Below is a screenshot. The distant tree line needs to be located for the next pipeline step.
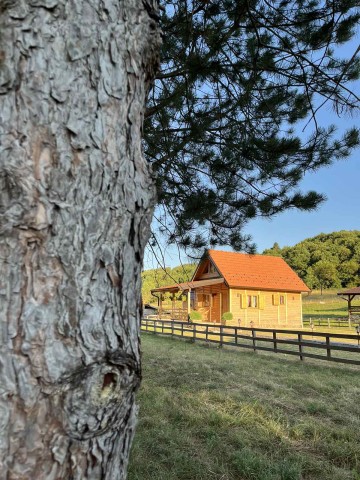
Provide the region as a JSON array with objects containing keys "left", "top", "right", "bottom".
[
  {"left": 263, "top": 231, "right": 360, "bottom": 291},
  {"left": 142, "top": 263, "right": 195, "bottom": 304}
]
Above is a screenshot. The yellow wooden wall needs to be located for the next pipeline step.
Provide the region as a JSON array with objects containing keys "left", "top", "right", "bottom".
[
  {"left": 227, "top": 288, "right": 302, "bottom": 328},
  {"left": 192, "top": 285, "right": 302, "bottom": 328}
]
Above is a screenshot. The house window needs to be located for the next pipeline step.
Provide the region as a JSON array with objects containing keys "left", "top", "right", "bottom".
[
  {"left": 205, "top": 262, "right": 216, "bottom": 274},
  {"left": 204, "top": 294, "right": 211, "bottom": 307},
  {"left": 197, "top": 293, "right": 211, "bottom": 308},
  {"left": 247, "top": 295, "right": 258, "bottom": 308},
  {"left": 279, "top": 295, "right": 285, "bottom": 305}
]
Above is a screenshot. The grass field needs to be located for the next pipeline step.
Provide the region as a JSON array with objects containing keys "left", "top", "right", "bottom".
[
  {"left": 302, "top": 289, "right": 360, "bottom": 322},
  {"left": 128, "top": 334, "right": 360, "bottom": 480}
]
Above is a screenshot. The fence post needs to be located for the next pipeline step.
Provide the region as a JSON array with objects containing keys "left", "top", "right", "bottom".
[
  {"left": 193, "top": 322, "right": 196, "bottom": 342},
  {"left": 154, "top": 320, "right": 156, "bottom": 335},
  {"left": 220, "top": 325, "right": 223, "bottom": 347},
  {"left": 326, "top": 335, "right": 331, "bottom": 360},
  {"left": 205, "top": 324, "right": 209, "bottom": 342},
  {"left": 162, "top": 320, "right": 164, "bottom": 334},
  {"left": 273, "top": 331, "right": 277, "bottom": 353},
  {"left": 252, "top": 329, "right": 256, "bottom": 352},
  {"left": 298, "top": 333, "right": 303, "bottom": 361},
  {"left": 171, "top": 321, "right": 174, "bottom": 338},
  {"left": 181, "top": 322, "right": 184, "bottom": 337},
  {"left": 235, "top": 327, "right": 238, "bottom": 346}
]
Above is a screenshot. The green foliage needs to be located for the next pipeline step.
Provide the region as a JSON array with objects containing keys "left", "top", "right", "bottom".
[
  {"left": 263, "top": 230, "right": 360, "bottom": 289},
  {"left": 142, "top": 263, "right": 195, "bottom": 304},
  {"left": 146, "top": 2, "right": 360, "bottom": 251},
  {"left": 313, "top": 261, "right": 340, "bottom": 293},
  {"left": 189, "top": 311, "right": 202, "bottom": 322},
  {"left": 221, "top": 311, "right": 233, "bottom": 325}
]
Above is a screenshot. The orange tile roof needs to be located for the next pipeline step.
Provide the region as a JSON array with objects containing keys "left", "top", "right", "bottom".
[{"left": 202, "top": 250, "right": 309, "bottom": 292}]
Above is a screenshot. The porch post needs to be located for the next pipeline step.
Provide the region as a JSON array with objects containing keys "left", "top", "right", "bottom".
[
  {"left": 187, "top": 288, "right": 191, "bottom": 315},
  {"left": 209, "top": 293, "right": 212, "bottom": 323},
  {"left": 171, "top": 293, "right": 175, "bottom": 319},
  {"left": 348, "top": 294, "right": 355, "bottom": 327}
]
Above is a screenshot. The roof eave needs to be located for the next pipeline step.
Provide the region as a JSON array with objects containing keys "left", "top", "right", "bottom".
[
  {"left": 151, "top": 277, "right": 225, "bottom": 294},
  {"left": 227, "top": 283, "right": 310, "bottom": 293}
]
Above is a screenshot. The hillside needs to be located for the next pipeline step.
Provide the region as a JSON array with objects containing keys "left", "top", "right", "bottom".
[
  {"left": 142, "top": 263, "right": 195, "bottom": 304},
  {"left": 263, "top": 230, "right": 360, "bottom": 290}
]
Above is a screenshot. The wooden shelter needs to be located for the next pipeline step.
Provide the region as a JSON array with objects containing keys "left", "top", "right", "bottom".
[
  {"left": 337, "top": 287, "right": 360, "bottom": 325},
  {"left": 151, "top": 250, "right": 309, "bottom": 328}
]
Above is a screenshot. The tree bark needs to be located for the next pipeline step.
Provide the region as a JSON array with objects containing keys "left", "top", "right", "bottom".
[{"left": 0, "top": 1, "right": 160, "bottom": 478}]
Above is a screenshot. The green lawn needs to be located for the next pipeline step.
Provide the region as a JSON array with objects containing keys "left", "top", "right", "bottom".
[
  {"left": 302, "top": 289, "right": 360, "bottom": 322},
  {"left": 128, "top": 334, "right": 360, "bottom": 480}
]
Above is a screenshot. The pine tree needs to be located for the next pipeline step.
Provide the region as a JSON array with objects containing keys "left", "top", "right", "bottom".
[
  {"left": 146, "top": 0, "right": 360, "bottom": 251},
  {"left": 0, "top": 1, "right": 160, "bottom": 478}
]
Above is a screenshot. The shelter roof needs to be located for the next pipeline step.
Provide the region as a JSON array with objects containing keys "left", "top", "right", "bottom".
[
  {"left": 204, "top": 250, "right": 310, "bottom": 292},
  {"left": 337, "top": 287, "right": 360, "bottom": 296}
]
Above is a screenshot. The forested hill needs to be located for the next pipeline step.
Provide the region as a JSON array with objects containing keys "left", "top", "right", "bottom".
[
  {"left": 142, "top": 263, "right": 195, "bottom": 304},
  {"left": 263, "top": 231, "right": 360, "bottom": 290}
]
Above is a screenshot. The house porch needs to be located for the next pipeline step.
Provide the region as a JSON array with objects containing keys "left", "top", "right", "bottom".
[{"left": 151, "top": 278, "right": 228, "bottom": 323}]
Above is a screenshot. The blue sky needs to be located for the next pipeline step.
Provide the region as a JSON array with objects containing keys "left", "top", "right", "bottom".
[
  {"left": 242, "top": 147, "right": 359, "bottom": 253},
  {"left": 246, "top": 37, "right": 360, "bottom": 254},
  {"left": 144, "top": 38, "right": 360, "bottom": 270}
]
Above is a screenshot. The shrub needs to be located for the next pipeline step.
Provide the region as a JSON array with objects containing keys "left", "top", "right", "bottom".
[
  {"left": 221, "top": 312, "right": 233, "bottom": 325},
  {"left": 189, "top": 311, "right": 202, "bottom": 323}
]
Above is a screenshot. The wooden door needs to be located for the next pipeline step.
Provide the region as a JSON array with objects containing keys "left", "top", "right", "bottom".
[{"left": 197, "top": 293, "right": 211, "bottom": 322}]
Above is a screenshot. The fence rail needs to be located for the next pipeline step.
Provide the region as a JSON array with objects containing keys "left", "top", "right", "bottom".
[
  {"left": 141, "top": 319, "right": 360, "bottom": 366},
  {"left": 302, "top": 317, "right": 351, "bottom": 328}
]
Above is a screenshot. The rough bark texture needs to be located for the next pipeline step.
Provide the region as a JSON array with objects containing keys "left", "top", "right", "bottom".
[{"left": 0, "top": 1, "right": 160, "bottom": 478}]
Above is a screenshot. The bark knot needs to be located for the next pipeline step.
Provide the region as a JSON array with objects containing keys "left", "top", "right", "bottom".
[{"left": 43, "top": 351, "right": 140, "bottom": 441}]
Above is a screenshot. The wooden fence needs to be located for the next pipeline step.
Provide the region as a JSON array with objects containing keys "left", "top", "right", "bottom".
[
  {"left": 141, "top": 319, "right": 360, "bottom": 366},
  {"left": 303, "top": 317, "right": 351, "bottom": 328}
]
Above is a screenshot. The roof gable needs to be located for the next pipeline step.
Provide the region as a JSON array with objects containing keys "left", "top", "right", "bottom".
[
  {"left": 192, "top": 257, "right": 221, "bottom": 281},
  {"left": 203, "top": 249, "right": 309, "bottom": 292}
]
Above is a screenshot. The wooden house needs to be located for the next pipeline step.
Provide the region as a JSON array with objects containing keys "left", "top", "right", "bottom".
[{"left": 151, "top": 249, "right": 309, "bottom": 328}]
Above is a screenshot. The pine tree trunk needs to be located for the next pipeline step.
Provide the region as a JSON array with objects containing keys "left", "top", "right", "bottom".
[{"left": 0, "top": 1, "right": 160, "bottom": 478}]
